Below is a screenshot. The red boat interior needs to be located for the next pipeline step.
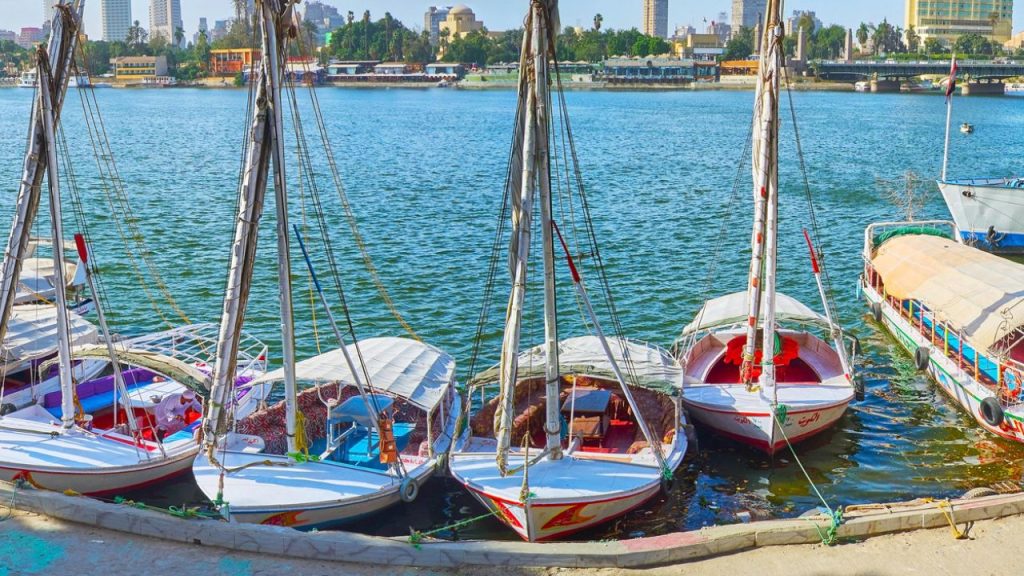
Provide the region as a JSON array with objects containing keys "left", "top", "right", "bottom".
[
  {"left": 470, "top": 375, "right": 676, "bottom": 455},
  {"left": 703, "top": 334, "right": 822, "bottom": 384}
]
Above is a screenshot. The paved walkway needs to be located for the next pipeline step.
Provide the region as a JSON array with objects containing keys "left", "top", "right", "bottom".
[{"left": 0, "top": 508, "right": 1018, "bottom": 576}]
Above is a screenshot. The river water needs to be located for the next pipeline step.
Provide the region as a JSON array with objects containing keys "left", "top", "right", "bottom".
[{"left": 1, "top": 85, "right": 1023, "bottom": 541}]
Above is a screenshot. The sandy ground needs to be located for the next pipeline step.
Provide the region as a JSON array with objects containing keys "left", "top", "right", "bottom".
[{"left": 0, "top": 508, "right": 1019, "bottom": 576}]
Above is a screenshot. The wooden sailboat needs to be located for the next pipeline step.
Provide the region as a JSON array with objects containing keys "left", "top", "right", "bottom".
[
  {"left": 448, "top": 0, "right": 688, "bottom": 542},
  {"left": 192, "top": 0, "right": 459, "bottom": 530},
  {"left": 675, "top": 1, "right": 857, "bottom": 455},
  {"left": 0, "top": 1, "right": 253, "bottom": 495}
]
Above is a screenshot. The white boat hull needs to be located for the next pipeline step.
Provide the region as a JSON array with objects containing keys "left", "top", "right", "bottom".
[
  {"left": 861, "top": 281, "right": 1024, "bottom": 443},
  {"left": 683, "top": 390, "right": 851, "bottom": 454},
  {"left": 0, "top": 408, "right": 199, "bottom": 495},
  {"left": 938, "top": 179, "right": 1024, "bottom": 252},
  {"left": 450, "top": 429, "right": 686, "bottom": 541}
]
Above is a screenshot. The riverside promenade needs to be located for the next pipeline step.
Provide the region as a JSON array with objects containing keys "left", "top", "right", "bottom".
[{"left": 3, "top": 506, "right": 1023, "bottom": 576}]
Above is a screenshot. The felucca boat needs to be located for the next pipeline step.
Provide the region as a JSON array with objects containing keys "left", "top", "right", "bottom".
[
  {"left": 0, "top": 1, "right": 270, "bottom": 495},
  {"left": 936, "top": 54, "right": 1024, "bottom": 252},
  {"left": 861, "top": 220, "right": 1024, "bottom": 441},
  {"left": 192, "top": 0, "right": 459, "bottom": 529},
  {"left": 448, "top": 0, "right": 688, "bottom": 542},
  {"left": 675, "top": 1, "right": 857, "bottom": 455}
]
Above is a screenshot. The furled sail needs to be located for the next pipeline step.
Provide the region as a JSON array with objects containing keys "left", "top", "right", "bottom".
[
  {"left": 741, "top": 0, "right": 782, "bottom": 389},
  {"left": 0, "top": 1, "right": 81, "bottom": 346}
]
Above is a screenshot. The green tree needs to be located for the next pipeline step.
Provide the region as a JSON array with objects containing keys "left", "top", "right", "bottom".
[
  {"left": 443, "top": 29, "right": 490, "bottom": 66},
  {"left": 954, "top": 33, "right": 993, "bottom": 56},
  {"left": 906, "top": 25, "right": 920, "bottom": 52},
  {"left": 194, "top": 30, "right": 211, "bottom": 73},
  {"left": 856, "top": 23, "right": 870, "bottom": 50},
  {"left": 724, "top": 26, "right": 754, "bottom": 60},
  {"left": 126, "top": 20, "right": 148, "bottom": 54},
  {"left": 924, "top": 37, "right": 946, "bottom": 55}
]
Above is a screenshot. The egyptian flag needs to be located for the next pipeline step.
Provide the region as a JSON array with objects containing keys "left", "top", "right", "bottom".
[{"left": 945, "top": 54, "right": 958, "bottom": 102}]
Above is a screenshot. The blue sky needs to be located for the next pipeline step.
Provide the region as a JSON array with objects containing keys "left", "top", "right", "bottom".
[{"left": 3, "top": 1, "right": 1023, "bottom": 39}]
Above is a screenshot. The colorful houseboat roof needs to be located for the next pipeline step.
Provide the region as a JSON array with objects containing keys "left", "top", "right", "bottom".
[{"left": 872, "top": 234, "right": 1024, "bottom": 353}]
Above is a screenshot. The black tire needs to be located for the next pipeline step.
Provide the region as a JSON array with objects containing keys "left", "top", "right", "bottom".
[
  {"left": 980, "top": 397, "right": 1005, "bottom": 427},
  {"left": 854, "top": 376, "right": 866, "bottom": 402},
  {"left": 0, "top": 403, "right": 14, "bottom": 416},
  {"left": 914, "top": 346, "right": 930, "bottom": 371},
  {"left": 400, "top": 476, "right": 419, "bottom": 503},
  {"left": 870, "top": 301, "right": 882, "bottom": 322}
]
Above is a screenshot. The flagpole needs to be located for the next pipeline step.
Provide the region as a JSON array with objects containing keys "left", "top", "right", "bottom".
[{"left": 941, "top": 54, "right": 956, "bottom": 182}]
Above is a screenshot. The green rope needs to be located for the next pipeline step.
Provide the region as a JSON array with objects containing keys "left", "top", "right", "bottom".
[
  {"left": 288, "top": 451, "right": 321, "bottom": 463},
  {"left": 0, "top": 480, "right": 19, "bottom": 522},
  {"left": 408, "top": 510, "right": 500, "bottom": 549},
  {"left": 772, "top": 404, "right": 843, "bottom": 545}
]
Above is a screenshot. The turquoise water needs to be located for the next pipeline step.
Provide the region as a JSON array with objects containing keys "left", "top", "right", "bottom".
[{"left": 1, "top": 86, "right": 1023, "bottom": 540}]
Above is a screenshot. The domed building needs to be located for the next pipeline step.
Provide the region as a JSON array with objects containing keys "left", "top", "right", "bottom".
[{"left": 439, "top": 4, "right": 484, "bottom": 51}]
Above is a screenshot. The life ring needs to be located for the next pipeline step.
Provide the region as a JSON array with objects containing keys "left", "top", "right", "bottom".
[
  {"left": 870, "top": 301, "right": 882, "bottom": 322},
  {"left": 400, "top": 476, "right": 419, "bottom": 503},
  {"left": 980, "top": 397, "right": 1004, "bottom": 427},
  {"left": 913, "top": 346, "right": 929, "bottom": 371}
]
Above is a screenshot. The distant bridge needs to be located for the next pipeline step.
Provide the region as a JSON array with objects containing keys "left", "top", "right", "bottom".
[{"left": 814, "top": 60, "right": 1024, "bottom": 81}]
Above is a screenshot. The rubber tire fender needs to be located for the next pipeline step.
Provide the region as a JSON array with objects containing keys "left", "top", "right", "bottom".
[
  {"left": 913, "top": 346, "right": 930, "bottom": 371},
  {"left": 400, "top": 476, "right": 419, "bottom": 503},
  {"left": 870, "top": 301, "right": 882, "bottom": 322},
  {"left": 854, "top": 375, "right": 866, "bottom": 402},
  {"left": 980, "top": 397, "right": 1004, "bottom": 428}
]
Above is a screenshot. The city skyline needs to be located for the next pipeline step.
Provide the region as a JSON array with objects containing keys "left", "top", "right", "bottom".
[{"left": 3, "top": 0, "right": 1024, "bottom": 42}]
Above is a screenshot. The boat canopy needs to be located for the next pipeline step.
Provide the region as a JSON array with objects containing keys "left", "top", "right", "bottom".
[
  {"left": 251, "top": 337, "right": 455, "bottom": 412},
  {"left": 681, "top": 291, "right": 829, "bottom": 335},
  {"left": 2, "top": 304, "right": 97, "bottom": 363},
  {"left": 470, "top": 335, "right": 681, "bottom": 395},
  {"left": 872, "top": 234, "right": 1024, "bottom": 353},
  {"left": 53, "top": 343, "right": 213, "bottom": 396}
]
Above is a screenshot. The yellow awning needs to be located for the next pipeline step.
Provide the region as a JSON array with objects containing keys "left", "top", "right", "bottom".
[{"left": 872, "top": 234, "right": 1024, "bottom": 353}]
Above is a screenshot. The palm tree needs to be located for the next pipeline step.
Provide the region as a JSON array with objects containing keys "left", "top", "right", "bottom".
[
  {"left": 174, "top": 26, "right": 184, "bottom": 48},
  {"left": 362, "top": 10, "right": 371, "bottom": 59},
  {"left": 906, "top": 25, "right": 920, "bottom": 53},
  {"left": 302, "top": 20, "right": 318, "bottom": 52},
  {"left": 593, "top": 13, "right": 603, "bottom": 32},
  {"left": 856, "top": 22, "right": 869, "bottom": 51},
  {"left": 347, "top": 11, "right": 354, "bottom": 26},
  {"left": 439, "top": 27, "right": 450, "bottom": 58}
]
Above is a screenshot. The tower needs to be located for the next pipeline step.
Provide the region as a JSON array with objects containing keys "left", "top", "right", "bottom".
[
  {"left": 643, "top": 0, "right": 669, "bottom": 39},
  {"left": 101, "top": 0, "right": 132, "bottom": 42}
]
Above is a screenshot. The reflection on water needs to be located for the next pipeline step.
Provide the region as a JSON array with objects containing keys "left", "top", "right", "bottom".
[{"left": 2, "top": 87, "right": 1023, "bottom": 540}]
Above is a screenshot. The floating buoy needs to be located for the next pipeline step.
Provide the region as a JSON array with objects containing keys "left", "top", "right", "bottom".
[
  {"left": 854, "top": 375, "right": 866, "bottom": 402},
  {"left": 980, "top": 397, "right": 1004, "bottom": 427}
]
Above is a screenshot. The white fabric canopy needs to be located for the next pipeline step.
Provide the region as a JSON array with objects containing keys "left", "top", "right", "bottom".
[
  {"left": 872, "top": 234, "right": 1024, "bottom": 353},
  {"left": 682, "top": 291, "right": 828, "bottom": 335},
  {"left": 471, "top": 335, "right": 681, "bottom": 394},
  {"left": 1, "top": 304, "right": 97, "bottom": 363},
  {"left": 252, "top": 337, "right": 455, "bottom": 411}
]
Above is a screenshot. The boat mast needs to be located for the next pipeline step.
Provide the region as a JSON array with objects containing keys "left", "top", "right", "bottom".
[
  {"left": 741, "top": 1, "right": 782, "bottom": 394},
  {"left": 0, "top": 1, "right": 81, "bottom": 352},
  {"left": 204, "top": 0, "right": 295, "bottom": 455},
  {"left": 534, "top": 1, "right": 562, "bottom": 461},
  {"left": 941, "top": 53, "right": 957, "bottom": 182},
  {"left": 38, "top": 49, "right": 76, "bottom": 429},
  {"left": 494, "top": 5, "right": 539, "bottom": 474}
]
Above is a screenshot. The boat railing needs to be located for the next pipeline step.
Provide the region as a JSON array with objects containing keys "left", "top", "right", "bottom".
[
  {"left": 862, "top": 220, "right": 957, "bottom": 260},
  {"left": 871, "top": 282, "right": 1024, "bottom": 409},
  {"left": 121, "top": 322, "right": 268, "bottom": 383}
]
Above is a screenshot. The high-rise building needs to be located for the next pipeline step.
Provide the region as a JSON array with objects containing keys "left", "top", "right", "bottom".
[
  {"left": 643, "top": 0, "right": 669, "bottom": 39},
  {"left": 42, "top": 0, "right": 53, "bottom": 25},
  {"left": 785, "top": 10, "right": 822, "bottom": 35},
  {"left": 732, "top": 0, "right": 767, "bottom": 32},
  {"left": 905, "top": 0, "right": 1013, "bottom": 46},
  {"left": 101, "top": 0, "right": 132, "bottom": 42},
  {"left": 304, "top": 1, "right": 344, "bottom": 31},
  {"left": 424, "top": 6, "right": 452, "bottom": 46},
  {"left": 149, "top": 0, "right": 184, "bottom": 46},
  {"left": 193, "top": 17, "right": 207, "bottom": 45}
]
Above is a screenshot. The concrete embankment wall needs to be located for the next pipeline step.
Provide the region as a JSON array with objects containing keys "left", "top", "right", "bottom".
[{"left": 3, "top": 482, "right": 1023, "bottom": 569}]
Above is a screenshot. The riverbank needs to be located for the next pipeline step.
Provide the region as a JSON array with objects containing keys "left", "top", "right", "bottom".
[{"left": 3, "top": 504, "right": 1023, "bottom": 575}]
